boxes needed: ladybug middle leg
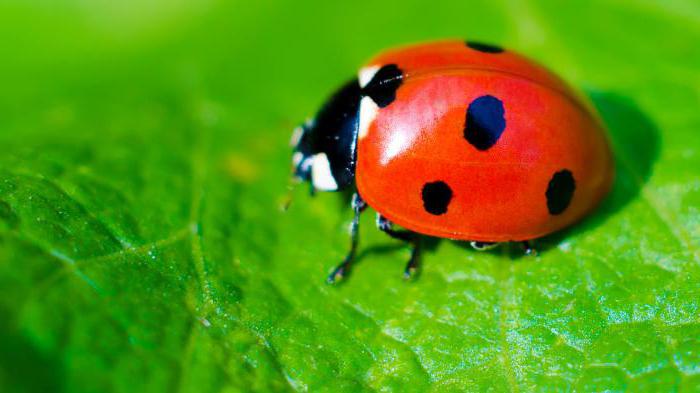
[327,192,367,284]
[376,214,421,279]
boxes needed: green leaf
[1,1,699,392]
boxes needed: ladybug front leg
[327,193,367,284]
[376,214,422,279]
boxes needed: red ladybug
[291,40,614,282]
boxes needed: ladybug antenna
[281,187,294,212]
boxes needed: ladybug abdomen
[356,71,613,242]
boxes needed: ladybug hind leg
[327,192,367,284]
[376,214,421,279]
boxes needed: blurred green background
[1,0,699,392]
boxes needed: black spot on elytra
[422,181,453,216]
[362,64,403,108]
[464,95,506,150]
[465,41,504,53]
[546,170,576,215]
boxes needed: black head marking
[464,95,506,151]
[465,41,504,54]
[362,64,404,108]
[422,181,453,216]
[546,169,576,215]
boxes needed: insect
[290,40,614,283]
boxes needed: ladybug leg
[521,241,537,256]
[404,241,421,280]
[327,193,367,284]
[376,214,421,279]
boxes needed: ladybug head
[290,120,315,184]
[290,79,362,193]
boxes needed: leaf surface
[1,1,699,392]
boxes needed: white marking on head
[290,126,304,147]
[311,153,338,191]
[358,65,380,88]
[358,96,379,140]
[292,152,304,167]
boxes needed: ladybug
[291,40,614,283]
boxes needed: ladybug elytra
[291,40,614,282]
